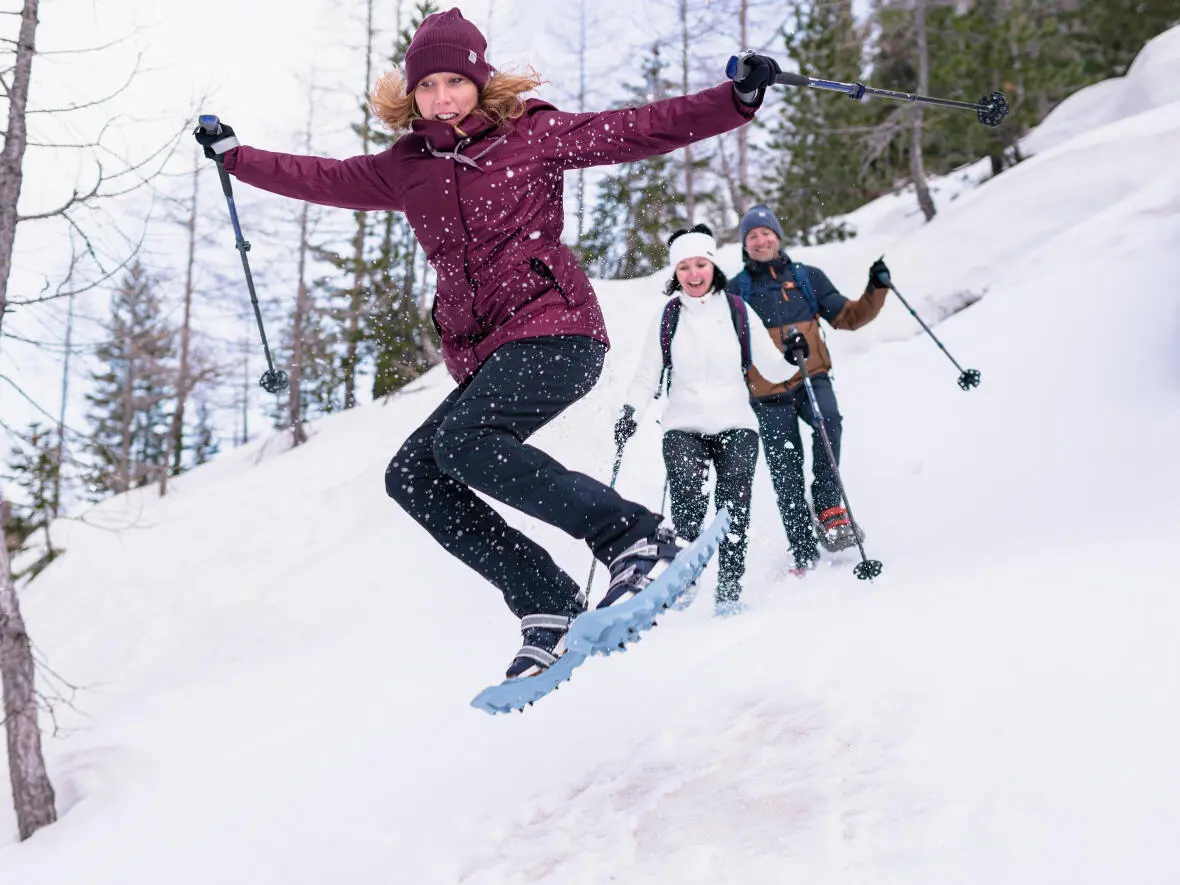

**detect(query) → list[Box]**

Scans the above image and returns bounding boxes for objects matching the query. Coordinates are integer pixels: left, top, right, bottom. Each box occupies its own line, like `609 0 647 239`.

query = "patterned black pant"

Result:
662 428 759 600
752 373 843 563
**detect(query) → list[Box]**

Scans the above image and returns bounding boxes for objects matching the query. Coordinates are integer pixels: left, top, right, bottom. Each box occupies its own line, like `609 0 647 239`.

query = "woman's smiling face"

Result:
676 256 715 298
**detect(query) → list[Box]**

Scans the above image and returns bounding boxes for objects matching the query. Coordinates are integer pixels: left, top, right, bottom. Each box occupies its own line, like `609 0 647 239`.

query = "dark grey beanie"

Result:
739 204 784 241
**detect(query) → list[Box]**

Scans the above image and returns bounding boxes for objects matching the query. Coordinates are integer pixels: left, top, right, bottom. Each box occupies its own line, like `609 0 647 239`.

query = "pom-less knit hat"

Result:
404 8 493 93
668 231 717 269
739 204 784 242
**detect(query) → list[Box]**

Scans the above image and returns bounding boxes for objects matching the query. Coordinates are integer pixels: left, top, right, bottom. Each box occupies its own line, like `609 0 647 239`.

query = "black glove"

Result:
868 257 892 290
614 405 638 449
731 53 781 106
782 327 809 367
193 121 240 163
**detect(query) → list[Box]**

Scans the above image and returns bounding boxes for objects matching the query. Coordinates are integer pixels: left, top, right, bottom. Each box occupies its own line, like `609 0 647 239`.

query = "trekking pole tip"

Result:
260 369 289 394
958 369 982 391
853 559 884 581
977 91 1009 127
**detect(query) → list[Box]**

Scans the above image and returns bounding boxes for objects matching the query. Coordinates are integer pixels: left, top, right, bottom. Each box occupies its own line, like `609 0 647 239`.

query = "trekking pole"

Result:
783 328 883 581
584 443 625 597
878 262 981 391
659 476 669 517
727 52 1008 127
197 114 289 395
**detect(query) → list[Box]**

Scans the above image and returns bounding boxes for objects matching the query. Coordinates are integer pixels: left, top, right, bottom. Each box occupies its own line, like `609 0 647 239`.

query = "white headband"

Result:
668 231 717 270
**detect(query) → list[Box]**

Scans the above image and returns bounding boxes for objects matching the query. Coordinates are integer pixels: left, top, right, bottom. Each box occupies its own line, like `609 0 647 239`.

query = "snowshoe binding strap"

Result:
520 613 574 633
599 531 686 608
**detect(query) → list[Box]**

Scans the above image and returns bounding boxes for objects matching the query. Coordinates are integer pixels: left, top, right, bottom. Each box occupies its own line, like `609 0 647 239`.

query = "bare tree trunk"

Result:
909 0 936 221
735 0 750 215
287 168 313 445
680 0 695 224
575 0 588 246
0 2 56 840
286 94 318 445
342 0 377 412
53 288 74 518
715 133 743 237
0 499 56 841
120 332 134 492
287 201 311 445
160 157 200 495
0 0 38 322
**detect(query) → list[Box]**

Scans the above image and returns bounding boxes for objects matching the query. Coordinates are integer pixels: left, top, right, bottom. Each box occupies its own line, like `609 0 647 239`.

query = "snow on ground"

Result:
2 27 1180 885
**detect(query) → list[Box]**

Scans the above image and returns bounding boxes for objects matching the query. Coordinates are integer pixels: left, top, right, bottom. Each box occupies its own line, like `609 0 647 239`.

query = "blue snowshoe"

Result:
470 509 729 714
566 508 731 657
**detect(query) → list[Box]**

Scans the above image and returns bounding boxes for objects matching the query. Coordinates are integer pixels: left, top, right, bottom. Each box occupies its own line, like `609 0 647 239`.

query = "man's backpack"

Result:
656 293 751 397
735 261 820 318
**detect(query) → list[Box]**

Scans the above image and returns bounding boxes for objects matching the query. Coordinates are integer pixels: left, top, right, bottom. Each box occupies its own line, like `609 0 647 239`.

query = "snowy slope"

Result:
3 28 1180 885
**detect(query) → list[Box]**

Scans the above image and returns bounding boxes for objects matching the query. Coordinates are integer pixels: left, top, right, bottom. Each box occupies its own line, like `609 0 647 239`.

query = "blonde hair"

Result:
369 67 545 135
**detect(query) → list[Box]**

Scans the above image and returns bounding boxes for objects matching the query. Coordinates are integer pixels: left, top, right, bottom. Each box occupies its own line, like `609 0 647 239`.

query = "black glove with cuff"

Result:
194 121 241 163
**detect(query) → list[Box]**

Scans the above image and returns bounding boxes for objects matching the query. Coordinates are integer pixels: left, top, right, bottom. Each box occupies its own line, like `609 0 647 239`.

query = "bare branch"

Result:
15 175 102 223
0 376 91 441
25 51 143 115
27 31 137 57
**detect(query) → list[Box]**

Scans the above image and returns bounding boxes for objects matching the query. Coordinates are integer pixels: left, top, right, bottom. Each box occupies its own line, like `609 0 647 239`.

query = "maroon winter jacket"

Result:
224 83 757 383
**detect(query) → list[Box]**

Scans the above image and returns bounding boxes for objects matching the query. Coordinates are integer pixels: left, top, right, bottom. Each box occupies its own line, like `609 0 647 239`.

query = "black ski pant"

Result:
662 428 759 602
751 374 843 563
385 335 661 620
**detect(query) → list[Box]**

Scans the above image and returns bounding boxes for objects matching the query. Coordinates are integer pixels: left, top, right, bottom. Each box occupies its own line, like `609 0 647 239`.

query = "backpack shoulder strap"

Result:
736 271 753 302
725 293 752 372
792 262 820 318
659 298 681 369
656 298 681 398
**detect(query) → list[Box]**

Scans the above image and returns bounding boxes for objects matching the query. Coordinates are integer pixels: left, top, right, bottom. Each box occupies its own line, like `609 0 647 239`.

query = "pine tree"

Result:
869 0 1086 181
764 0 869 244
3 423 63 579
367 0 440 398
190 396 221 466
85 261 177 496
580 44 686 279
309 0 441 404
1071 0 1178 81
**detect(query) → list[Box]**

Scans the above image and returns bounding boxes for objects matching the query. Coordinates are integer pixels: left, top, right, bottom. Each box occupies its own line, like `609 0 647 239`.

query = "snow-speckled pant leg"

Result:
663 428 758 591
386 336 660 617
793 374 844 515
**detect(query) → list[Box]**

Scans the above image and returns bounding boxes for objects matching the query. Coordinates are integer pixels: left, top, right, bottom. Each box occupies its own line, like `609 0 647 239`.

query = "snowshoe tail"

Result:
470 649 588 715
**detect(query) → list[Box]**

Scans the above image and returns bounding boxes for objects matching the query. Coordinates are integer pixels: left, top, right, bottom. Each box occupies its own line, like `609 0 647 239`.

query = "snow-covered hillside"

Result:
3 27 1180 885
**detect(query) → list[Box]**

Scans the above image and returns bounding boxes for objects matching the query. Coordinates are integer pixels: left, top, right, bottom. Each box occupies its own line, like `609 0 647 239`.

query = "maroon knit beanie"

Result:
404 8 492 92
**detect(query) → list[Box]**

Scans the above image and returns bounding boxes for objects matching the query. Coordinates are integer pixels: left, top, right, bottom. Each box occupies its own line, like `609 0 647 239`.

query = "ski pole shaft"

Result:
789 342 882 580
886 281 981 390
726 54 1007 126
584 446 625 596
199 115 288 394
888 283 964 373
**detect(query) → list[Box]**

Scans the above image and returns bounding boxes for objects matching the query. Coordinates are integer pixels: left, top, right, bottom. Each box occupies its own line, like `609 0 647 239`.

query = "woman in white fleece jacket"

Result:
614 225 798 613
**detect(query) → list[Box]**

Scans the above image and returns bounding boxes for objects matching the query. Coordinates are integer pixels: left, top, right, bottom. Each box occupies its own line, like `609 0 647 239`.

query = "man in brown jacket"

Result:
727 205 890 573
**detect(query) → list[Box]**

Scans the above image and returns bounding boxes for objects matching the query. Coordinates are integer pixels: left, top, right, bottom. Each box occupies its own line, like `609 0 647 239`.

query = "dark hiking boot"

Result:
598 527 690 609
505 595 585 679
